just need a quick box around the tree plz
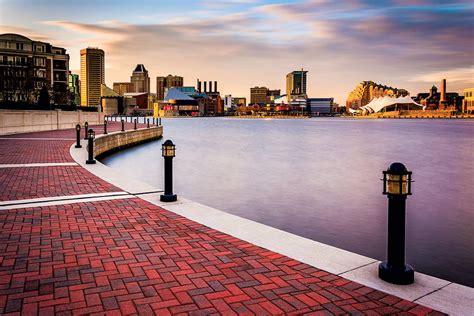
[37,85,50,108]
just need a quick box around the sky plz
[1,0,473,103]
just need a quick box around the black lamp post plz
[75,124,82,148]
[134,119,137,130]
[160,140,177,202]
[86,129,96,164]
[83,122,89,139]
[159,117,162,126]
[379,162,414,285]
[153,117,155,125]
[121,119,125,132]
[104,119,108,134]
[147,118,150,128]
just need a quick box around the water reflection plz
[102,118,474,287]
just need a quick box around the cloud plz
[4,0,472,103]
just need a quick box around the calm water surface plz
[102,118,474,287]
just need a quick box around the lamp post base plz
[86,160,96,165]
[378,261,414,285]
[75,145,82,148]
[160,194,177,202]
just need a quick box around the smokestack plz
[197,79,201,93]
[209,81,212,93]
[440,79,446,102]
[204,81,207,93]
[214,81,217,93]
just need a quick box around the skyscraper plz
[156,75,183,100]
[131,64,150,93]
[80,47,104,107]
[286,69,308,100]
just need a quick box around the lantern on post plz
[75,124,82,148]
[86,129,96,164]
[121,119,125,132]
[379,162,414,285]
[104,119,108,135]
[134,118,137,130]
[160,140,177,202]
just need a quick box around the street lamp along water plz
[379,162,414,285]
[162,140,175,158]
[382,163,412,195]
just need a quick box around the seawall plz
[94,125,163,159]
[0,109,105,135]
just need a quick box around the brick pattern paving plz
[0,198,443,315]
[0,126,444,315]
[0,139,75,164]
[0,166,120,201]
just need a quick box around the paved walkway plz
[0,123,444,315]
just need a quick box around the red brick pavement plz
[0,126,444,315]
[0,198,443,315]
[0,166,120,201]
[0,139,75,164]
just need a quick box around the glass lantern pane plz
[387,174,408,195]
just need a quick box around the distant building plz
[250,87,280,104]
[156,75,183,100]
[346,81,408,110]
[286,69,307,100]
[413,79,462,110]
[113,82,133,95]
[175,86,196,97]
[462,88,474,113]
[80,47,104,107]
[67,72,80,105]
[160,88,199,116]
[0,33,69,104]
[232,97,246,106]
[307,98,334,115]
[196,79,222,115]
[130,64,150,93]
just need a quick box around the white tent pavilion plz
[359,96,423,114]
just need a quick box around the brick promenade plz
[0,123,444,315]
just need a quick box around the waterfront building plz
[156,75,183,100]
[113,82,133,95]
[160,88,199,116]
[286,69,307,101]
[101,84,123,115]
[358,96,422,115]
[176,86,197,97]
[67,72,80,105]
[196,79,222,115]
[0,33,69,104]
[413,79,462,110]
[346,81,408,110]
[250,87,280,104]
[131,64,150,93]
[232,97,246,107]
[307,98,334,116]
[80,47,104,107]
[462,88,474,113]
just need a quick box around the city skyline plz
[1,0,472,103]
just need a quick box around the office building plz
[286,69,308,100]
[0,33,69,104]
[462,88,474,113]
[232,97,246,106]
[131,64,150,93]
[80,47,104,107]
[67,72,80,105]
[113,82,133,95]
[307,98,335,115]
[156,75,183,100]
[250,87,281,104]
[346,81,408,110]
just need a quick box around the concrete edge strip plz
[68,133,473,315]
[0,191,129,207]
[0,162,78,168]
[0,194,135,210]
